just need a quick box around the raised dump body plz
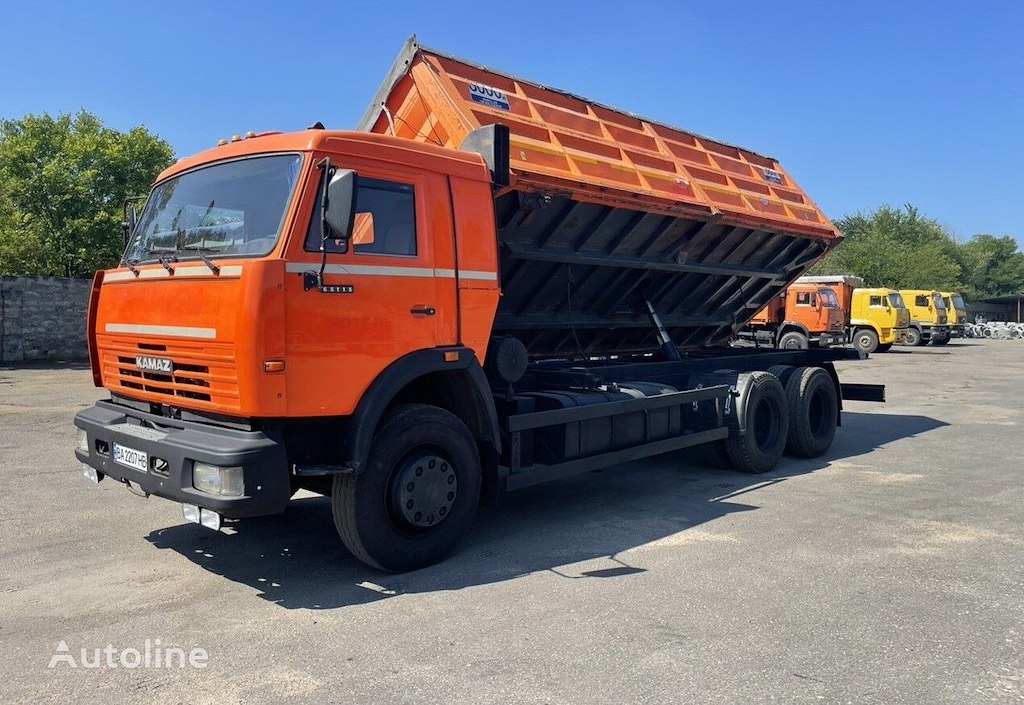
[360,38,842,358]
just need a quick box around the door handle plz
[410,306,436,316]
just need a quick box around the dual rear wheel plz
[704,367,838,474]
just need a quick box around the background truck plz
[739,282,845,349]
[900,289,950,345]
[796,275,910,353]
[941,291,967,337]
[74,38,882,572]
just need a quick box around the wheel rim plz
[856,334,872,352]
[387,449,458,532]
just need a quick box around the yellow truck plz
[900,290,950,346]
[797,276,910,353]
[941,292,967,338]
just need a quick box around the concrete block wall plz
[0,276,91,363]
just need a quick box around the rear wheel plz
[904,327,923,346]
[331,404,481,572]
[783,367,838,458]
[778,331,809,350]
[723,371,789,473]
[853,328,879,354]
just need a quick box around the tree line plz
[1,111,1022,299]
[811,206,1023,300]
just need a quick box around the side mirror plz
[322,169,356,253]
[121,197,143,247]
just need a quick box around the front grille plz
[116,356,212,401]
[98,336,240,412]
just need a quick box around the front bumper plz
[74,400,290,518]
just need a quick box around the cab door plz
[284,157,457,417]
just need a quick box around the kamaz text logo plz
[136,356,173,374]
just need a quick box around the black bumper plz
[74,401,290,518]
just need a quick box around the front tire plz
[853,328,879,354]
[778,331,809,350]
[332,404,481,572]
[904,327,923,346]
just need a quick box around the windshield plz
[888,292,906,308]
[953,294,965,309]
[125,154,302,263]
[933,293,946,309]
[818,288,840,308]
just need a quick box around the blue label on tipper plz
[762,168,783,184]
[469,83,510,111]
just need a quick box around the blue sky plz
[1,0,1021,245]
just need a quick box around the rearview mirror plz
[323,169,356,252]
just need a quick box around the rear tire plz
[331,404,481,572]
[723,371,789,473]
[904,327,923,346]
[783,367,838,458]
[853,328,879,354]
[778,331,809,350]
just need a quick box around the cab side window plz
[795,291,816,306]
[306,176,417,256]
[869,295,882,306]
[915,295,929,307]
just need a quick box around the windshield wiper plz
[121,257,141,276]
[178,244,221,275]
[145,246,178,274]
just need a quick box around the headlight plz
[76,429,89,453]
[192,462,244,497]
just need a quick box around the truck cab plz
[941,292,967,337]
[900,289,950,346]
[848,288,910,353]
[746,283,845,349]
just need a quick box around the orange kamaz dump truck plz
[74,38,882,571]
[739,281,846,349]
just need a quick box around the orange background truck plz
[740,282,845,349]
[797,276,911,353]
[74,38,882,571]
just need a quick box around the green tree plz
[811,204,962,290]
[0,110,173,277]
[956,234,1024,298]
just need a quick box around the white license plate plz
[112,443,148,472]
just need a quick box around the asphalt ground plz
[0,338,1021,704]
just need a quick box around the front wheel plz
[332,404,481,572]
[853,328,879,354]
[778,331,809,350]
[904,327,923,346]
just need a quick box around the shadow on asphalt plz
[145,410,947,610]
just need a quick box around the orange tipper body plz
[75,37,867,572]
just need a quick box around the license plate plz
[112,443,148,472]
